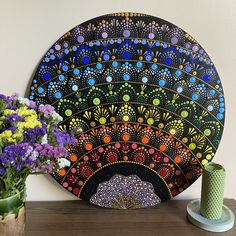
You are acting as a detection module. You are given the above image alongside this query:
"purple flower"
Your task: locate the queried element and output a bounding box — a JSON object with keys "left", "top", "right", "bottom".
{"left": 39, "top": 104, "right": 55, "bottom": 118}
{"left": 6, "top": 113, "right": 25, "bottom": 122}
{"left": 23, "top": 123, "right": 47, "bottom": 144}
{"left": 29, "top": 151, "right": 39, "bottom": 161}
{"left": 0, "top": 167, "right": 6, "bottom": 176}
{"left": 36, "top": 161, "right": 57, "bottom": 174}
{"left": 5, "top": 125, "right": 17, "bottom": 132}
{"left": 11, "top": 92, "right": 19, "bottom": 101}
{"left": 33, "top": 144, "right": 68, "bottom": 159}
{"left": 39, "top": 148, "right": 47, "bottom": 156}
{"left": 34, "top": 143, "right": 43, "bottom": 151}
{"left": 29, "top": 101, "right": 37, "bottom": 110}
{"left": 53, "top": 130, "right": 77, "bottom": 147}
{"left": 55, "top": 146, "right": 68, "bottom": 158}
{"left": 0, "top": 143, "right": 34, "bottom": 171}
{"left": 16, "top": 162, "right": 22, "bottom": 171}
{"left": 0, "top": 94, "right": 12, "bottom": 104}
{"left": 6, "top": 105, "right": 17, "bottom": 110}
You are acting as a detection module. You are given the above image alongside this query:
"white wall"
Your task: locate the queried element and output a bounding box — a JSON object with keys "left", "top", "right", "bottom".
{"left": 0, "top": 0, "right": 235, "bottom": 201}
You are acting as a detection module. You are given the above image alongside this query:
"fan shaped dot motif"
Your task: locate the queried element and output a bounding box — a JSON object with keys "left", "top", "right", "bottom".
{"left": 90, "top": 174, "right": 161, "bottom": 209}
{"left": 29, "top": 12, "right": 225, "bottom": 209}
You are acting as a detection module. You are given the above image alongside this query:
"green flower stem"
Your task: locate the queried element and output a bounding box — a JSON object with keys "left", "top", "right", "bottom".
{"left": 0, "top": 169, "right": 28, "bottom": 199}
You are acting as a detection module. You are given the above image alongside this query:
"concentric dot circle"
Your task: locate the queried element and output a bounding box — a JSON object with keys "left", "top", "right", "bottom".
{"left": 93, "top": 97, "right": 100, "bottom": 105}
{"left": 29, "top": 12, "right": 225, "bottom": 209}
{"left": 153, "top": 98, "right": 160, "bottom": 106}
{"left": 181, "top": 110, "right": 189, "bottom": 118}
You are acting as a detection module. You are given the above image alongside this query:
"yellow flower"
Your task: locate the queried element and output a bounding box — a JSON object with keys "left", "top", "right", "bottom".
{"left": 16, "top": 117, "right": 42, "bottom": 131}
{"left": 25, "top": 121, "right": 42, "bottom": 129}
{"left": 25, "top": 116, "right": 42, "bottom": 129}
{"left": 0, "top": 130, "right": 12, "bottom": 139}
{"left": 17, "top": 122, "right": 24, "bottom": 131}
{"left": 17, "top": 107, "right": 36, "bottom": 117}
{"left": 3, "top": 109, "right": 15, "bottom": 116}
{"left": 0, "top": 130, "right": 17, "bottom": 143}
{"left": 7, "top": 137, "right": 16, "bottom": 144}
{"left": 12, "top": 132, "right": 22, "bottom": 139}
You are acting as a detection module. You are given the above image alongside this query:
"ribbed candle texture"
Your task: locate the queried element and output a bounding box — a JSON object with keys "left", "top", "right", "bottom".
{"left": 200, "top": 162, "right": 226, "bottom": 220}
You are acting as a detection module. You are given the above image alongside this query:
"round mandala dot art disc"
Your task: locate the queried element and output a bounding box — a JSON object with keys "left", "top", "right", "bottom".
{"left": 28, "top": 13, "right": 225, "bottom": 209}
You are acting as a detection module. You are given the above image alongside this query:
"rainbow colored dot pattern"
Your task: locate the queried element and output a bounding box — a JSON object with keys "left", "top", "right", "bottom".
{"left": 29, "top": 12, "right": 225, "bottom": 208}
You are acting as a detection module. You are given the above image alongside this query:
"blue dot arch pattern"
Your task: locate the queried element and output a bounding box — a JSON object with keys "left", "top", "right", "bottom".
{"left": 29, "top": 12, "right": 225, "bottom": 208}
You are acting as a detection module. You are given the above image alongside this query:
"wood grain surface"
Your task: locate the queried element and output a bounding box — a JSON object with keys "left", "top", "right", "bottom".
{"left": 25, "top": 199, "right": 236, "bottom": 236}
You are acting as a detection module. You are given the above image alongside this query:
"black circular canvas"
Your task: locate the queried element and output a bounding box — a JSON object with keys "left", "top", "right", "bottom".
{"left": 28, "top": 13, "right": 225, "bottom": 209}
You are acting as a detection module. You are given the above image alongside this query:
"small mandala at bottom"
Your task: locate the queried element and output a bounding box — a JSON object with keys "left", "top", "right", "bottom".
{"left": 89, "top": 174, "right": 161, "bottom": 209}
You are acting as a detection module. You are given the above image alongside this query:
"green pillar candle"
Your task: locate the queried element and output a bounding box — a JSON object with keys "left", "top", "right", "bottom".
{"left": 200, "top": 162, "right": 226, "bottom": 220}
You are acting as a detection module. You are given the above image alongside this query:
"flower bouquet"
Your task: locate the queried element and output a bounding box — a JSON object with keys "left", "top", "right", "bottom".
{"left": 0, "top": 93, "right": 77, "bottom": 235}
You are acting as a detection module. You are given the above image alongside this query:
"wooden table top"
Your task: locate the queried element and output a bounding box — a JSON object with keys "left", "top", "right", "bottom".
{"left": 25, "top": 199, "right": 236, "bottom": 236}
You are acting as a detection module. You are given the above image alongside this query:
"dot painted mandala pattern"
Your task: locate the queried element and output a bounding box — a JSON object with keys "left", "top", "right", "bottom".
{"left": 28, "top": 12, "right": 225, "bottom": 208}
{"left": 90, "top": 174, "right": 161, "bottom": 209}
